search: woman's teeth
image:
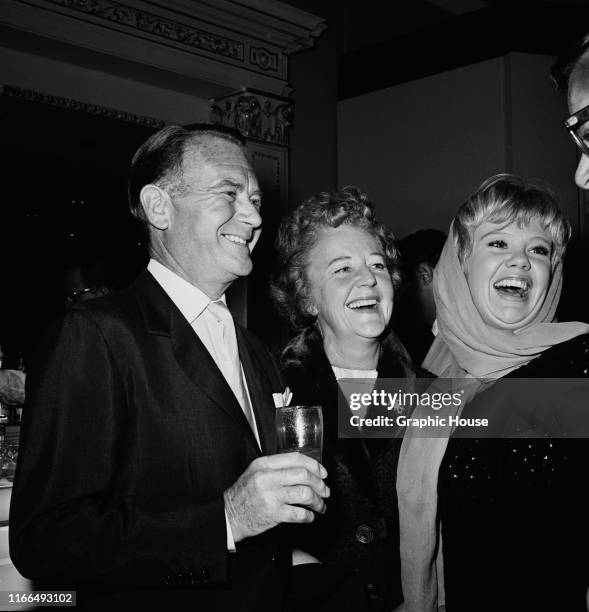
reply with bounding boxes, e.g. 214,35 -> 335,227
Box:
493,278 -> 530,298
347,299 -> 377,310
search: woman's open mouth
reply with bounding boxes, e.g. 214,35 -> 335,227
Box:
346,298 -> 379,311
492,277 -> 531,299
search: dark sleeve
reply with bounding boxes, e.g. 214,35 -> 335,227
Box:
9,310 -> 228,589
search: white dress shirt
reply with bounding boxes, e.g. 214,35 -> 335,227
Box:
147,258 -> 260,550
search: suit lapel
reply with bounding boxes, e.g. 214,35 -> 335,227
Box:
135,271 -> 260,446
236,327 -> 277,455
170,312 -> 258,437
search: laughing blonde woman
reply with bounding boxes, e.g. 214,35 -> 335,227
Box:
398,174 -> 589,612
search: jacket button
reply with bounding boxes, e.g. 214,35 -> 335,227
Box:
356,524 -> 374,544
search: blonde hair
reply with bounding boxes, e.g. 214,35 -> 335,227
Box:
453,174 -> 571,268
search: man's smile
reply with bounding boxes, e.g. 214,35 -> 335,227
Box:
222,233 -> 249,246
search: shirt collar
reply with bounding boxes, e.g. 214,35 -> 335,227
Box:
147,258 -> 225,324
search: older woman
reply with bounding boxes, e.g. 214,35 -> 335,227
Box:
398,174 -> 589,612
272,186 -> 411,612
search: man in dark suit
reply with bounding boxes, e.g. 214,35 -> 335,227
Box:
9,125 -> 329,610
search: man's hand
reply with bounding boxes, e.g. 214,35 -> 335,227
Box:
223,452 -> 330,543
0,370 -> 25,405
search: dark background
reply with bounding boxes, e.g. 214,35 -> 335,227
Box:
2,0 -> 589,361
0,95 -> 151,360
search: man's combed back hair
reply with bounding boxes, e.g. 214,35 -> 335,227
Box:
453,174 -> 571,267
551,32 -> 589,92
127,123 -> 246,227
271,186 -> 400,330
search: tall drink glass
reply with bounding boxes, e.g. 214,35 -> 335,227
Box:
275,405 -> 323,462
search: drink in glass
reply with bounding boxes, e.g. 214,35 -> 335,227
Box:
275,405 -> 323,462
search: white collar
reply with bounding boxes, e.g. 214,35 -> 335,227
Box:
147,258 -> 226,324
331,365 -> 378,380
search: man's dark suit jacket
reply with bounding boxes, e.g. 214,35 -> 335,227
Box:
9,270 -> 286,611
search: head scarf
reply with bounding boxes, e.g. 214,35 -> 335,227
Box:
423,224 -> 589,378
398,224 -> 589,612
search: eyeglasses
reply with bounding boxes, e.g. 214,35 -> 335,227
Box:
564,103 -> 589,157
66,286 -> 98,304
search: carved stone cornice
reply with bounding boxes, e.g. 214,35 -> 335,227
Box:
1,0 -> 326,96
44,0 -> 245,61
0,84 -> 165,128
211,88 -> 293,147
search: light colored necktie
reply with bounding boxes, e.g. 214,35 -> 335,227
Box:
206,300 -> 256,434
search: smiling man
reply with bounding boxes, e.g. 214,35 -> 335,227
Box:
9,125 -> 330,611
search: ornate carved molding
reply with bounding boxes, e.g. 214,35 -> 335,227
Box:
1,0 -> 326,96
250,47 -> 278,73
0,84 -> 165,128
210,89 -> 293,147
45,0 -> 245,62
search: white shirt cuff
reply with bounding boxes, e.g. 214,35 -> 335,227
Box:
225,509 -> 236,552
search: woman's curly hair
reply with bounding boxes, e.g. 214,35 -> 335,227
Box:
271,186 -> 400,330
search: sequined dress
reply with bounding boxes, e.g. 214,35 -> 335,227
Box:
438,333 -> 589,611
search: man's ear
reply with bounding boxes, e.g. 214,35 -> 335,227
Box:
140,184 -> 172,230
416,262 -> 434,288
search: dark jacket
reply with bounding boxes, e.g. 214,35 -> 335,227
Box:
281,325 -> 412,611
439,333 -> 589,612
10,270 -> 286,611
